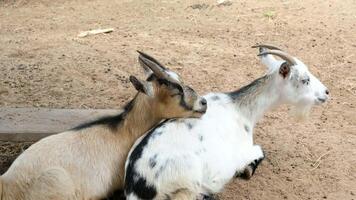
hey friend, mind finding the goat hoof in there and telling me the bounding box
[238,166,254,180]
[235,157,265,180]
[201,194,218,200]
[234,167,252,180]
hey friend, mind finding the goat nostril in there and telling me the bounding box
[325,90,329,95]
[200,99,207,106]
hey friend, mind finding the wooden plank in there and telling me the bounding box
[0,108,121,142]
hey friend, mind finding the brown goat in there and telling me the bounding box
[0,52,207,200]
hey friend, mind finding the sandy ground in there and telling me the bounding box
[0,0,355,199]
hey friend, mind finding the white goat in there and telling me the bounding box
[123,45,329,200]
[0,52,207,200]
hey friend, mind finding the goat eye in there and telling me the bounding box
[301,78,310,85]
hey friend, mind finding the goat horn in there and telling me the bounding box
[251,44,282,51]
[258,50,297,66]
[137,51,179,83]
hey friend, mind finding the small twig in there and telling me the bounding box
[310,150,332,171]
[311,161,321,171]
[79,103,89,109]
[312,150,332,166]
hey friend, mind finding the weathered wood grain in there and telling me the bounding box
[0,108,121,141]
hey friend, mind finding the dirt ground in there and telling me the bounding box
[0,0,355,199]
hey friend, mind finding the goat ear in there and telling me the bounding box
[137,50,168,79]
[129,76,154,97]
[279,62,291,78]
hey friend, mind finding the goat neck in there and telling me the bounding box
[228,75,281,125]
[118,93,160,142]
